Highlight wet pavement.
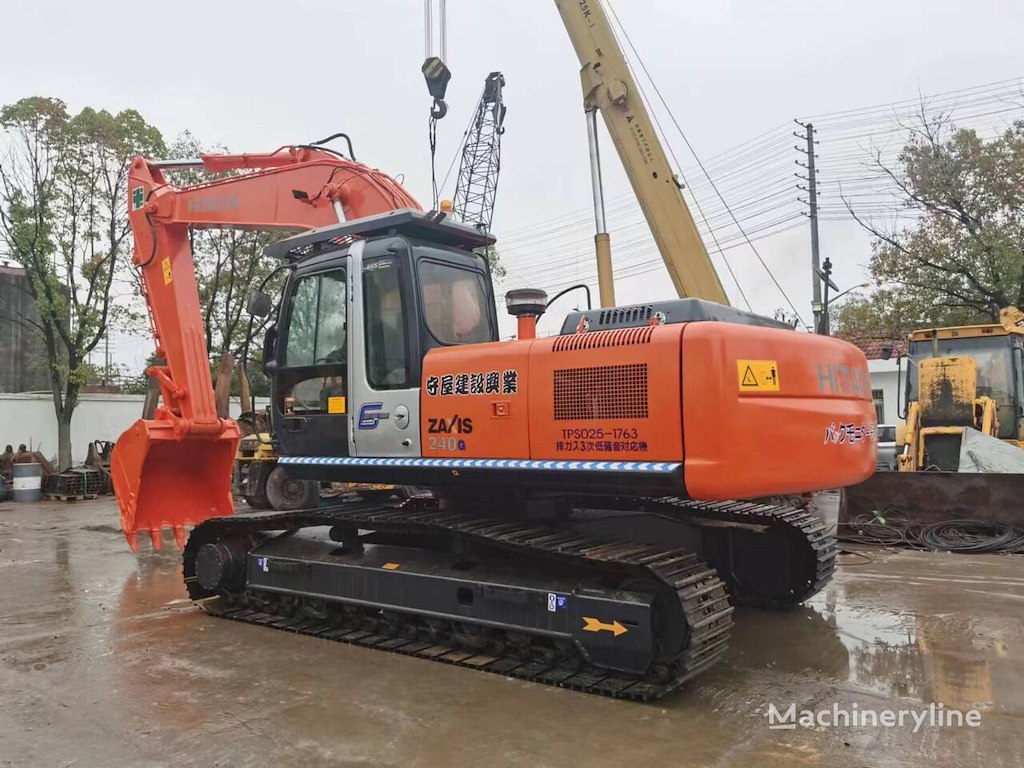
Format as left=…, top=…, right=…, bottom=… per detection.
left=1, top=498, right=1022, bottom=768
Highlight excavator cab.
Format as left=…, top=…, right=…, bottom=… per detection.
left=263, top=211, right=497, bottom=461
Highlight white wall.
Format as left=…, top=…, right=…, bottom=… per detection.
left=868, top=358, right=902, bottom=425
left=0, top=393, right=253, bottom=465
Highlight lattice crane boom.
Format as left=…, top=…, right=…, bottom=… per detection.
left=452, top=71, right=506, bottom=233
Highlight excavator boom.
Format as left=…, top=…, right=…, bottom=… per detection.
left=112, top=147, right=419, bottom=550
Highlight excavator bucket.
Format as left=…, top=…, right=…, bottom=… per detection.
left=111, top=418, right=240, bottom=551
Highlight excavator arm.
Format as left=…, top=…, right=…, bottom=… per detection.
left=554, top=0, right=730, bottom=306
left=113, top=146, right=420, bottom=550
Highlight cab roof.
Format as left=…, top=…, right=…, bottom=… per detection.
left=266, top=208, right=496, bottom=264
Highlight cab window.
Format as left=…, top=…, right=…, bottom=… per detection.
left=418, top=260, right=491, bottom=345
left=363, top=258, right=410, bottom=389
left=284, top=269, right=347, bottom=367
left=280, top=268, right=347, bottom=414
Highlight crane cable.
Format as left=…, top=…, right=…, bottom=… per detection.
left=428, top=114, right=441, bottom=209
left=606, top=1, right=808, bottom=329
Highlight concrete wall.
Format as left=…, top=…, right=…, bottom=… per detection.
left=868, top=358, right=901, bottom=425
left=0, top=392, right=257, bottom=465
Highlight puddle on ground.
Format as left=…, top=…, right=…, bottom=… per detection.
left=730, top=579, right=1024, bottom=717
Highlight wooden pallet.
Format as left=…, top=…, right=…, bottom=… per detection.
left=44, top=493, right=99, bottom=502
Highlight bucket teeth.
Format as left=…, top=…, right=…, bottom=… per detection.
left=125, top=531, right=138, bottom=553
left=149, top=528, right=163, bottom=551
left=173, top=526, right=187, bottom=549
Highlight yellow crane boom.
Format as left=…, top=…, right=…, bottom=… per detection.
left=554, top=0, right=730, bottom=307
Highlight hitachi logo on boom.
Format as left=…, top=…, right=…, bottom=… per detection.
left=187, top=194, right=239, bottom=213
left=817, top=362, right=870, bottom=396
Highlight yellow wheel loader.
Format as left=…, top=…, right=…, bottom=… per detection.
left=898, top=307, right=1024, bottom=471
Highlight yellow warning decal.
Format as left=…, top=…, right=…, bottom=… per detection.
left=737, top=359, right=780, bottom=391
left=582, top=617, right=628, bottom=636
left=161, top=257, right=172, bottom=285
left=382, top=562, right=400, bottom=570
left=328, top=395, right=347, bottom=414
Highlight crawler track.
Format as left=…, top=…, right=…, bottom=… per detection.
left=183, top=496, right=835, bottom=700
left=641, top=497, right=837, bottom=607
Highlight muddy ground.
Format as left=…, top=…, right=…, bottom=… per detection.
left=1, top=497, right=1021, bottom=767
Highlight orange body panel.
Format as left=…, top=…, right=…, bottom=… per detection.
left=680, top=322, right=877, bottom=499
left=528, top=326, right=683, bottom=460
left=420, top=341, right=532, bottom=458
left=419, top=322, right=876, bottom=500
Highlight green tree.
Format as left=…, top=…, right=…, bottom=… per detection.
left=0, top=97, right=164, bottom=468
left=835, top=116, right=1024, bottom=345
left=480, top=244, right=506, bottom=280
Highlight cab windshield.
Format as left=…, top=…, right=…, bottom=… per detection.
left=907, top=335, right=1018, bottom=438
left=417, top=257, right=492, bottom=345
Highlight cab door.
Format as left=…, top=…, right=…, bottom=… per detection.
left=348, top=241, right=421, bottom=458
left=272, top=258, right=350, bottom=457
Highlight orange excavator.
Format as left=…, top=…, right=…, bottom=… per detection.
left=111, top=139, right=875, bottom=700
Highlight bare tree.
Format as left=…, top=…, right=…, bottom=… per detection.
left=836, top=112, right=1024, bottom=344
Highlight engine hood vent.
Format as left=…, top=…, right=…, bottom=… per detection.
left=552, top=326, right=653, bottom=352
left=559, top=298, right=791, bottom=334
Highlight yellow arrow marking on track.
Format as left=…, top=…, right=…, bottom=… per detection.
left=582, top=617, right=628, bottom=636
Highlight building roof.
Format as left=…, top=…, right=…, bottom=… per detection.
left=857, top=339, right=906, bottom=360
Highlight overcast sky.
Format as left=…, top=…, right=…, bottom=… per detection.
left=2, top=0, right=1023, bottom=362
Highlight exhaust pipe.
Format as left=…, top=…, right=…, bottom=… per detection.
left=505, top=288, right=548, bottom=340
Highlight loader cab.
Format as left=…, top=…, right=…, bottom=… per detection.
left=904, top=328, right=1024, bottom=442
left=261, top=210, right=498, bottom=460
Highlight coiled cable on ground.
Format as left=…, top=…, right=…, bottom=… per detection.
left=916, top=519, right=1024, bottom=553
left=838, top=506, right=1024, bottom=554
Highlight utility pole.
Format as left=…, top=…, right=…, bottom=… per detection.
left=795, top=121, right=822, bottom=332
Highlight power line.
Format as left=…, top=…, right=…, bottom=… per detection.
left=606, top=0, right=805, bottom=326
left=499, top=72, right=1024, bottom=305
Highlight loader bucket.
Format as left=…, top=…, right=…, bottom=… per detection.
left=111, top=418, right=240, bottom=551
left=845, top=470, right=1024, bottom=530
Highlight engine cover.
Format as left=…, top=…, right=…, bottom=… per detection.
left=419, top=320, right=876, bottom=499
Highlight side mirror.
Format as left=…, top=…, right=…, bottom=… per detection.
left=248, top=289, right=273, bottom=318
left=880, top=343, right=894, bottom=360
left=263, top=326, right=278, bottom=374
